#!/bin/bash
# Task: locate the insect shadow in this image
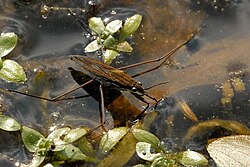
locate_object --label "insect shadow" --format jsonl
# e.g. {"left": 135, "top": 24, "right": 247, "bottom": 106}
{"left": 8, "top": 26, "right": 203, "bottom": 130}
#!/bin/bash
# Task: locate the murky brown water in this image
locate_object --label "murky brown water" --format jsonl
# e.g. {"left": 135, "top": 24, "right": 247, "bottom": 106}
{"left": 0, "top": 0, "right": 249, "bottom": 166}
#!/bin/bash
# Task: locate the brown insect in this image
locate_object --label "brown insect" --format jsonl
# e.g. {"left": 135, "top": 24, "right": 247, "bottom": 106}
{"left": 8, "top": 27, "right": 203, "bottom": 130}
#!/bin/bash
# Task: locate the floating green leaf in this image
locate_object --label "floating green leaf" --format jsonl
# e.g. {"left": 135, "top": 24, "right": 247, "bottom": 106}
{"left": 89, "top": 17, "right": 105, "bottom": 35}
{"left": 0, "top": 59, "right": 26, "bottom": 83}
{"left": 47, "top": 127, "right": 71, "bottom": 140}
{"left": 0, "top": 32, "right": 18, "bottom": 58}
{"left": 151, "top": 157, "right": 176, "bottom": 167}
{"left": 99, "top": 127, "right": 129, "bottom": 154}
{"left": 55, "top": 144, "right": 90, "bottom": 161}
{"left": 77, "top": 137, "right": 96, "bottom": 158}
{"left": 116, "top": 41, "right": 133, "bottom": 52}
{"left": 135, "top": 142, "right": 161, "bottom": 161}
{"left": 0, "top": 57, "right": 2, "bottom": 69}
{"left": 177, "top": 150, "right": 208, "bottom": 166}
{"left": 0, "top": 115, "right": 21, "bottom": 131}
{"left": 21, "top": 126, "right": 45, "bottom": 153}
{"left": 207, "top": 135, "right": 250, "bottom": 167}
{"left": 103, "top": 35, "right": 117, "bottom": 49}
{"left": 103, "top": 49, "right": 119, "bottom": 65}
{"left": 85, "top": 39, "right": 102, "bottom": 52}
{"left": 106, "top": 20, "right": 122, "bottom": 34}
{"left": 120, "top": 14, "right": 142, "bottom": 40}
{"left": 132, "top": 128, "right": 161, "bottom": 149}
{"left": 63, "top": 128, "right": 88, "bottom": 144}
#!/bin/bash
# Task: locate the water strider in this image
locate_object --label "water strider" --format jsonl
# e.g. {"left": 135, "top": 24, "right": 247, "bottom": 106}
{"left": 8, "top": 26, "right": 203, "bottom": 130}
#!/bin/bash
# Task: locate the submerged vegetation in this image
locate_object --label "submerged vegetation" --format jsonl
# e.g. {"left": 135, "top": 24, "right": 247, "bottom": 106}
{"left": 0, "top": 1, "right": 249, "bottom": 167}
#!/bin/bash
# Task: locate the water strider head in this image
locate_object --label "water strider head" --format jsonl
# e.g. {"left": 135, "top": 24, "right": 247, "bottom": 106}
{"left": 131, "top": 81, "right": 145, "bottom": 96}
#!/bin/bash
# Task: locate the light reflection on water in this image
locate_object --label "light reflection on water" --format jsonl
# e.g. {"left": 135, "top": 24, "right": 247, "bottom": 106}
{"left": 0, "top": 0, "right": 249, "bottom": 166}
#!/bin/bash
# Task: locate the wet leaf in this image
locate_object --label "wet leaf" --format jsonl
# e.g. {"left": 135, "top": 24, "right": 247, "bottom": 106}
{"left": 120, "top": 14, "right": 142, "bottom": 39}
{"left": 99, "top": 127, "right": 129, "bottom": 154}
{"left": 0, "top": 57, "right": 2, "bottom": 69}
{"left": 151, "top": 157, "right": 176, "bottom": 167}
{"left": 47, "top": 127, "right": 71, "bottom": 140}
{"left": 21, "top": 126, "right": 45, "bottom": 153}
{"left": 0, "top": 32, "right": 18, "bottom": 58}
{"left": 89, "top": 17, "right": 105, "bottom": 35}
{"left": 116, "top": 41, "right": 133, "bottom": 52}
{"left": 103, "top": 49, "right": 119, "bottom": 65}
{"left": 136, "top": 142, "right": 161, "bottom": 161}
{"left": 0, "top": 115, "right": 21, "bottom": 131}
{"left": 177, "top": 150, "right": 208, "bottom": 166}
{"left": 132, "top": 164, "right": 147, "bottom": 167}
{"left": 77, "top": 137, "right": 96, "bottom": 157}
{"left": 106, "top": 20, "right": 122, "bottom": 34}
{"left": 132, "top": 128, "right": 161, "bottom": 149}
{"left": 97, "top": 131, "right": 137, "bottom": 167}
{"left": 0, "top": 59, "right": 26, "bottom": 83}
{"left": 29, "top": 155, "right": 45, "bottom": 167}
{"left": 85, "top": 39, "right": 102, "bottom": 52}
{"left": 103, "top": 35, "right": 117, "bottom": 49}
{"left": 207, "top": 135, "right": 250, "bottom": 167}
{"left": 63, "top": 128, "right": 87, "bottom": 144}
{"left": 54, "top": 144, "right": 94, "bottom": 162}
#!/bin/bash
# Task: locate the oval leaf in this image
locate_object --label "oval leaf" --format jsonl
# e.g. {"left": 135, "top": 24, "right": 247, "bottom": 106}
{"left": 55, "top": 144, "right": 88, "bottom": 161}
{"left": 29, "top": 155, "right": 45, "bottom": 167}
{"left": 151, "top": 157, "right": 175, "bottom": 167}
{"left": 47, "top": 127, "right": 71, "bottom": 140}
{"left": 0, "top": 32, "right": 18, "bottom": 58}
{"left": 63, "top": 128, "right": 87, "bottom": 144}
{"left": 120, "top": 14, "right": 142, "bottom": 39}
{"left": 85, "top": 39, "right": 102, "bottom": 52}
{"left": 136, "top": 142, "right": 161, "bottom": 161}
{"left": 21, "top": 126, "right": 45, "bottom": 153}
{"left": 0, "top": 115, "right": 21, "bottom": 131}
{"left": 103, "top": 35, "right": 117, "bottom": 49}
{"left": 106, "top": 20, "right": 122, "bottom": 34}
{"left": 104, "top": 49, "right": 119, "bottom": 65}
{"left": 99, "top": 127, "right": 129, "bottom": 154}
{"left": 89, "top": 17, "right": 105, "bottom": 35}
{"left": 177, "top": 150, "right": 208, "bottom": 166}
{"left": 116, "top": 41, "right": 133, "bottom": 52}
{"left": 132, "top": 128, "right": 161, "bottom": 149}
{"left": 0, "top": 59, "right": 27, "bottom": 83}
{"left": 0, "top": 57, "right": 3, "bottom": 69}
{"left": 207, "top": 135, "right": 250, "bottom": 167}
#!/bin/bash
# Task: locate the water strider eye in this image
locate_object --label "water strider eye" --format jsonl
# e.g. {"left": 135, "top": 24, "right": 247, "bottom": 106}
{"left": 132, "top": 87, "right": 137, "bottom": 92}
{"left": 138, "top": 82, "right": 142, "bottom": 86}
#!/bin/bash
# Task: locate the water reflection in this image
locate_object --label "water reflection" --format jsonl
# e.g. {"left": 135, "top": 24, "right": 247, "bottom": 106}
{"left": 0, "top": 0, "right": 249, "bottom": 166}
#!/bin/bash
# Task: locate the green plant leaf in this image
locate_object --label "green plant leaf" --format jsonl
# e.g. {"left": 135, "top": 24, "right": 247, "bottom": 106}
{"left": 0, "top": 59, "right": 26, "bottom": 83}
{"left": 55, "top": 144, "right": 92, "bottom": 162}
{"left": 77, "top": 137, "right": 96, "bottom": 158}
{"left": 136, "top": 142, "right": 161, "bottom": 161}
{"left": 99, "top": 127, "right": 129, "bottom": 154}
{"left": 63, "top": 128, "right": 88, "bottom": 144}
{"left": 176, "top": 150, "right": 208, "bottom": 166}
{"left": 47, "top": 127, "right": 71, "bottom": 140}
{"left": 0, "top": 115, "right": 21, "bottom": 131}
{"left": 106, "top": 20, "right": 122, "bottom": 34}
{"left": 0, "top": 57, "right": 3, "bottom": 69}
{"left": 207, "top": 135, "right": 250, "bottom": 167}
{"left": 103, "top": 35, "right": 117, "bottom": 49}
{"left": 0, "top": 32, "right": 18, "bottom": 58}
{"left": 116, "top": 41, "right": 133, "bottom": 52}
{"left": 132, "top": 128, "right": 161, "bottom": 149}
{"left": 151, "top": 157, "right": 176, "bottom": 167}
{"left": 21, "top": 126, "right": 45, "bottom": 153}
{"left": 103, "top": 49, "right": 119, "bottom": 65}
{"left": 85, "top": 39, "right": 102, "bottom": 52}
{"left": 120, "top": 14, "right": 142, "bottom": 40}
{"left": 89, "top": 17, "right": 105, "bottom": 35}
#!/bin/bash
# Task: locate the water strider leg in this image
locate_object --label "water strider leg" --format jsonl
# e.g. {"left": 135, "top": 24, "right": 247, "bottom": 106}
{"left": 119, "top": 26, "right": 204, "bottom": 75}
{"left": 99, "top": 84, "right": 108, "bottom": 132}
{"left": 7, "top": 77, "right": 96, "bottom": 101}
